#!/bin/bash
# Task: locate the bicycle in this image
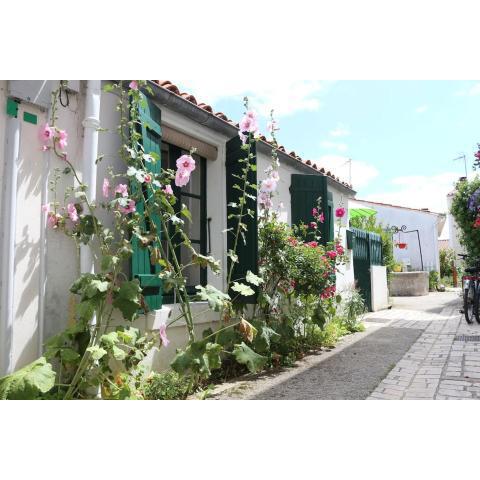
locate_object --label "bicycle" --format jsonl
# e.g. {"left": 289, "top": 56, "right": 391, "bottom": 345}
{"left": 459, "top": 253, "right": 480, "bottom": 324}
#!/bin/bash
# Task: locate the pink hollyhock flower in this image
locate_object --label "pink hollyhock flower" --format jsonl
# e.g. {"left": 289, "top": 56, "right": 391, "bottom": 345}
{"left": 58, "top": 130, "right": 68, "bottom": 141}
{"left": 41, "top": 145, "right": 50, "bottom": 152}
{"left": 40, "top": 123, "right": 55, "bottom": 143}
{"left": 115, "top": 184, "right": 128, "bottom": 198}
{"left": 260, "top": 177, "right": 277, "bottom": 193}
{"left": 309, "top": 222, "right": 317, "bottom": 229}
{"left": 312, "top": 207, "right": 318, "bottom": 216}
{"left": 67, "top": 203, "right": 79, "bottom": 223}
{"left": 41, "top": 203, "right": 50, "bottom": 213}
{"left": 159, "top": 320, "right": 170, "bottom": 347}
{"left": 163, "top": 185, "right": 174, "bottom": 196}
{"left": 176, "top": 154, "right": 196, "bottom": 174}
{"left": 57, "top": 138, "right": 68, "bottom": 150}
{"left": 102, "top": 178, "right": 110, "bottom": 198}
{"left": 336, "top": 244, "right": 345, "bottom": 255}
{"left": 335, "top": 207, "right": 346, "bottom": 218}
{"left": 307, "top": 241, "right": 318, "bottom": 248}
{"left": 326, "top": 250, "right": 337, "bottom": 259}
{"left": 318, "top": 212, "right": 325, "bottom": 224}
{"left": 238, "top": 130, "right": 248, "bottom": 145}
{"left": 270, "top": 170, "right": 280, "bottom": 182}
{"left": 144, "top": 174, "right": 152, "bottom": 184}
{"left": 129, "top": 80, "right": 138, "bottom": 90}
{"left": 119, "top": 199, "right": 136, "bottom": 214}
{"left": 239, "top": 110, "right": 259, "bottom": 134}
{"left": 258, "top": 191, "right": 273, "bottom": 209}
{"left": 47, "top": 212, "right": 59, "bottom": 229}
{"left": 175, "top": 169, "right": 191, "bottom": 187}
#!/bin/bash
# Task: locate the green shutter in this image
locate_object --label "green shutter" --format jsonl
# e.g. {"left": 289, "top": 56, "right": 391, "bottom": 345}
{"left": 327, "top": 191, "right": 334, "bottom": 243}
{"left": 131, "top": 93, "right": 163, "bottom": 310}
{"left": 225, "top": 135, "right": 258, "bottom": 303}
{"left": 290, "top": 174, "right": 329, "bottom": 245}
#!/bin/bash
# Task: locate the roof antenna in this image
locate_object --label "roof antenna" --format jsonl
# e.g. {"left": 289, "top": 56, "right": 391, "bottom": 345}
{"left": 453, "top": 153, "right": 467, "bottom": 178}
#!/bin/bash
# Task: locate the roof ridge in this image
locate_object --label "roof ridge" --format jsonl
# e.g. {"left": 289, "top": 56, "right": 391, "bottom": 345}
{"left": 354, "top": 198, "right": 445, "bottom": 215}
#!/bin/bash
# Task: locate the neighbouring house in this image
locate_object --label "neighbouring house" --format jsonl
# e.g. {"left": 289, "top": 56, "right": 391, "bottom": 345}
{"left": 349, "top": 198, "right": 446, "bottom": 272}
{"left": 0, "top": 80, "right": 356, "bottom": 375}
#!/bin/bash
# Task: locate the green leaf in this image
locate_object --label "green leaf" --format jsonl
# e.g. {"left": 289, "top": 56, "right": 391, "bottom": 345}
{"left": 251, "top": 323, "right": 280, "bottom": 354}
{"left": 231, "top": 282, "right": 255, "bottom": 297}
{"left": 60, "top": 348, "right": 80, "bottom": 363}
{"left": 113, "top": 280, "right": 142, "bottom": 321}
{"left": 101, "top": 255, "right": 119, "bottom": 272}
{"left": 246, "top": 270, "right": 263, "bottom": 286}
{"left": 0, "top": 357, "right": 55, "bottom": 399}
{"left": 112, "top": 345, "right": 127, "bottom": 361}
{"left": 191, "top": 252, "right": 221, "bottom": 274}
{"left": 232, "top": 343, "right": 267, "bottom": 373}
{"left": 195, "top": 285, "right": 230, "bottom": 312}
{"left": 100, "top": 332, "right": 119, "bottom": 347}
{"left": 87, "top": 346, "right": 108, "bottom": 360}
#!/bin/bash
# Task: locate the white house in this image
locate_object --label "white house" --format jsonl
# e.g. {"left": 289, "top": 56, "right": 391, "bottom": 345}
{"left": 0, "top": 80, "right": 356, "bottom": 375}
{"left": 350, "top": 198, "right": 446, "bottom": 272}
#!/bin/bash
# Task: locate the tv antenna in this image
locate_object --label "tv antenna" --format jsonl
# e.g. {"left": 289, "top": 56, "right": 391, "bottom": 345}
{"left": 453, "top": 153, "right": 467, "bottom": 178}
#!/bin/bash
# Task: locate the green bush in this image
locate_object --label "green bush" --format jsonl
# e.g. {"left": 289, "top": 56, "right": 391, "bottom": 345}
{"left": 429, "top": 270, "right": 439, "bottom": 291}
{"left": 439, "top": 248, "right": 456, "bottom": 277}
{"left": 450, "top": 177, "right": 480, "bottom": 258}
{"left": 339, "top": 287, "right": 367, "bottom": 332}
{"left": 143, "top": 371, "right": 193, "bottom": 400}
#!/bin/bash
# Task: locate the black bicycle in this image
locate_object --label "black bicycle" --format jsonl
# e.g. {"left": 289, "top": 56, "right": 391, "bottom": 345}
{"left": 459, "top": 254, "right": 480, "bottom": 324}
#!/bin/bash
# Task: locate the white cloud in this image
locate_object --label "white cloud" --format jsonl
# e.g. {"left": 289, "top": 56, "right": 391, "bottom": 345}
{"left": 314, "top": 155, "right": 379, "bottom": 189}
{"left": 415, "top": 104, "right": 428, "bottom": 113}
{"left": 362, "top": 172, "right": 460, "bottom": 213}
{"left": 176, "top": 80, "right": 334, "bottom": 117}
{"left": 329, "top": 124, "right": 350, "bottom": 137}
{"left": 320, "top": 140, "right": 349, "bottom": 152}
{"left": 455, "top": 82, "right": 480, "bottom": 96}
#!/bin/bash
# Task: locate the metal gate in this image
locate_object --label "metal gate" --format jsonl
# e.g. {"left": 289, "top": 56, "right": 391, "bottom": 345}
{"left": 350, "top": 227, "right": 382, "bottom": 311}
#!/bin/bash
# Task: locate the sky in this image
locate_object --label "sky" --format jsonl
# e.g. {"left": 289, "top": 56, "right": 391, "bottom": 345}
{"left": 176, "top": 80, "right": 480, "bottom": 213}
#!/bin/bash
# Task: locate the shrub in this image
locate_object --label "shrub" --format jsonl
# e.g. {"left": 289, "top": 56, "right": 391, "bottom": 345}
{"left": 450, "top": 177, "right": 480, "bottom": 258}
{"left": 429, "top": 270, "right": 439, "bottom": 291}
{"left": 439, "top": 248, "right": 456, "bottom": 277}
{"left": 339, "top": 287, "right": 367, "bottom": 333}
{"left": 143, "top": 371, "right": 193, "bottom": 400}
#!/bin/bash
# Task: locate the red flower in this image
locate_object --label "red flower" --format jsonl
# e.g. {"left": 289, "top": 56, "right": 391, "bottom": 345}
{"left": 326, "top": 250, "right": 337, "bottom": 259}
{"left": 309, "top": 222, "right": 317, "bottom": 229}
{"left": 307, "top": 241, "right": 318, "bottom": 248}
{"left": 335, "top": 207, "right": 346, "bottom": 218}
{"left": 336, "top": 244, "right": 345, "bottom": 255}
{"left": 474, "top": 217, "right": 480, "bottom": 229}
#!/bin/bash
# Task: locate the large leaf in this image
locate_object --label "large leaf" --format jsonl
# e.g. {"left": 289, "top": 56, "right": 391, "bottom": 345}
{"left": 0, "top": 357, "right": 55, "bottom": 400}
{"left": 113, "top": 280, "right": 142, "bottom": 321}
{"left": 231, "top": 282, "right": 255, "bottom": 297}
{"left": 232, "top": 343, "right": 267, "bottom": 373}
{"left": 251, "top": 323, "right": 281, "bottom": 354}
{"left": 195, "top": 285, "right": 230, "bottom": 312}
{"left": 171, "top": 341, "right": 223, "bottom": 378}
{"left": 87, "top": 346, "right": 108, "bottom": 361}
{"left": 246, "top": 270, "right": 263, "bottom": 286}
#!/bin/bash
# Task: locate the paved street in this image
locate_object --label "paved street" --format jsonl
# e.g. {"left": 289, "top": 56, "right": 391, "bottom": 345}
{"left": 369, "top": 291, "right": 480, "bottom": 400}
{"left": 210, "top": 290, "right": 480, "bottom": 400}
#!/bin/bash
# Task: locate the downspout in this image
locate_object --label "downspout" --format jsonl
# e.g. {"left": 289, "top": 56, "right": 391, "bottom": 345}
{"left": 80, "top": 81, "right": 101, "bottom": 275}
{"left": 0, "top": 105, "right": 21, "bottom": 375}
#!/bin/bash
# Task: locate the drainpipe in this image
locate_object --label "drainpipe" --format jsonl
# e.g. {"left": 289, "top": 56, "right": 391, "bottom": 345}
{"left": 0, "top": 106, "right": 21, "bottom": 376}
{"left": 80, "top": 81, "right": 101, "bottom": 275}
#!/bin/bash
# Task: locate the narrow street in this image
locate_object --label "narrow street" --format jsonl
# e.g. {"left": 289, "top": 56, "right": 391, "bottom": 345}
{"left": 210, "top": 291, "right": 480, "bottom": 400}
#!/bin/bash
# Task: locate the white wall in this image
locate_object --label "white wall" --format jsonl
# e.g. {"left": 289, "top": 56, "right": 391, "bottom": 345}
{"left": 352, "top": 200, "right": 442, "bottom": 272}
{"left": 370, "top": 265, "right": 389, "bottom": 311}
{"left": 446, "top": 193, "right": 464, "bottom": 256}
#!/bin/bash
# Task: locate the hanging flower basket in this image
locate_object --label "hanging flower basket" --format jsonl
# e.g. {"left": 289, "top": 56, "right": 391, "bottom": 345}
{"left": 395, "top": 242, "right": 408, "bottom": 249}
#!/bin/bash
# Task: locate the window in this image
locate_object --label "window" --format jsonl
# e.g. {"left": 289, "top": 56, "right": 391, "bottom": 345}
{"left": 161, "top": 142, "right": 207, "bottom": 301}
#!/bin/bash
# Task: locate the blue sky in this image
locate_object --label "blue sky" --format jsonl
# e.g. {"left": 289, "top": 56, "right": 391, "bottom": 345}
{"left": 177, "top": 80, "right": 480, "bottom": 213}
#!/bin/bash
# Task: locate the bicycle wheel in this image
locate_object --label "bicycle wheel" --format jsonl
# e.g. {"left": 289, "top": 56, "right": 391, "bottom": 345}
{"left": 465, "top": 281, "right": 475, "bottom": 324}
{"left": 475, "top": 282, "right": 480, "bottom": 324}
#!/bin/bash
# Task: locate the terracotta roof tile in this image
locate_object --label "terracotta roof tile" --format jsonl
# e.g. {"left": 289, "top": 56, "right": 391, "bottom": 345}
{"left": 198, "top": 103, "right": 213, "bottom": 113}
{"left": 180, "top": 92, "right": 197, "bottom": 104}
{"left": 215, "top": 112, "right": 229, "bottom": 121}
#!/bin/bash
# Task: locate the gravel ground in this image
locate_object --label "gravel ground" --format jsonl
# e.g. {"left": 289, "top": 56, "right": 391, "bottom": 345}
{"left": 207, "top": 292, "right": 459, "bottom": 400}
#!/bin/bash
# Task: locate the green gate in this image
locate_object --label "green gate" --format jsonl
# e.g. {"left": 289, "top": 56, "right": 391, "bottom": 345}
{"left": 350, "top": 227, "right": 382, "bottom": 311}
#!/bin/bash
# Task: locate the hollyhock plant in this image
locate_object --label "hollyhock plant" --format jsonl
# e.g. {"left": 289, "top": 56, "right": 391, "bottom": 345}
{"left": 318, "top": 212, "right": 325, "bottom": 224}
{"left": 129, "top": 80, "right": 138, "bottom": 90}
{"left": 118, "top": 199, "right": 136, "bottom": 214}
{"left": 47, "top": 212, "right": 60, "bottom": 229}
{"left": 159, "top": 321, "right": 170, "bottom": 347}
{"left": 335, "top": 207, "right": 346, "bottom": 218}
{"left": 260, "top": 177, "right": 277, "bottom": 193}
{"left": 175, "top": 169, "right": 191, "bottom": 187}
{"left": 309, "top": 222, "right": 317, "bottom": 229}
{"left": 115, "top": 184, "right": 128, "bottom": 198}
{"left": 269, "top": 170, "right": 280, "bottom": 182}
{"left": 102, "top": 178, "right": 110, "bottom": 198}
{"left": 163, "top": 184, "right": 174, "bottom": 196}
{"left": 312, "top": 207, "right": 318, "bottom": 216}
{"left": 239, "top": 110, "right": 259, "bottom": 135}
{"left": 67, "top": 203, "right": 79, "bottom": 223}
{"left": 40, "top": 123, "right": 55, "bottom": 143}
{"left": 258, "top": 191, "right": 273, "bottom": 209}
{"left": 176, "top": 154, "right": 196, "bottom": 174}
